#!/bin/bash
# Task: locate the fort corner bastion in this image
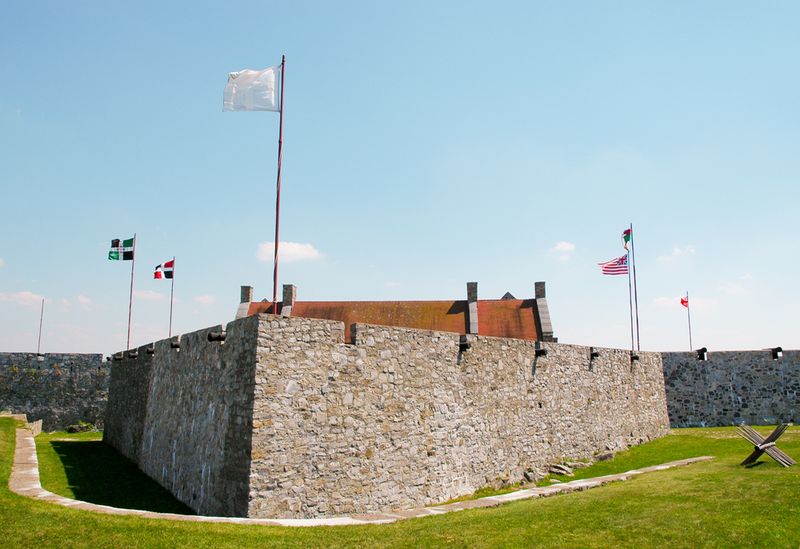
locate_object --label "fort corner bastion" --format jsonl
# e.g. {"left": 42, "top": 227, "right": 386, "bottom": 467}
{"left": 104, "top": 311, "right": 670, "bottom": 519}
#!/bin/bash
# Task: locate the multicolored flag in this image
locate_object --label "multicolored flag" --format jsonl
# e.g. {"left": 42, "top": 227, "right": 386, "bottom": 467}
{"left": 154, "top": 259, "right": 174, "bottom": 280}
{"left": 680, "top": 295, "right": 689, "bottom": 308}
{"left": 223, "top": 65, "right": 282, "bottom": 112}
{"left": 598, "top": 255, "right": 629, "bottom": 275}
{"left": 622, "top": 228, "right": 632, "bottom": 251}
{"left": 108, "top": 238, "right": 134, "bottom": 260}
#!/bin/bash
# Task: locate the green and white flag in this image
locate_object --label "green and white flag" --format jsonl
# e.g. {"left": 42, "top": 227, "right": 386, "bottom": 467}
{"left": 109, "top": 237, "right": 134, "bottom": 260}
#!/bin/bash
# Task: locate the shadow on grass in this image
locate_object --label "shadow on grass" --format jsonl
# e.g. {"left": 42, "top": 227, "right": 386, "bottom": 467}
{"left": 49, "top": 440, "right": 194, "bottom": 515}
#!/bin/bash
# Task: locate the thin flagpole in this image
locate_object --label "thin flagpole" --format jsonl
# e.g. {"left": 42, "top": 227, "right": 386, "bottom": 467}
{"left": 168, "top": 256, "right": 175, "bottom": 338}
{"left": 272, "top": 54, "right": 286, "bottom": 313}
{"left": 37, "top": 298, "right": 44, "bottom": 354}
{"left": 630, "top": 223, "right": 641, "bottom": 351}
{"left": 627, "top": 253, "right": 634, "bottom": 351}
{"left": 686, "top": 291, "right": 693, "bottom": 351}
{"left": 127, "top": 233, "right": 136, "bottom": 350}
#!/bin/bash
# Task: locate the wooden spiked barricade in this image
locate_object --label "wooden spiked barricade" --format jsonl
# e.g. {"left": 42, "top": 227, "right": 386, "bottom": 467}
{"left": 738, "top": 424, "right": 795, "bottom": 467}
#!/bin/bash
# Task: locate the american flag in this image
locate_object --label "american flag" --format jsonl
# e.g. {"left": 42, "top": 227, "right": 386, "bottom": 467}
{"left": 598, "top": 254, "right": 629, "bottom": 275}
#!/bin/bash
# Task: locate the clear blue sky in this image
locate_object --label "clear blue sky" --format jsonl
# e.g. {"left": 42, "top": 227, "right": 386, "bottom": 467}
{"left": 1, "top": 1, "right": 798, "bottom": 355}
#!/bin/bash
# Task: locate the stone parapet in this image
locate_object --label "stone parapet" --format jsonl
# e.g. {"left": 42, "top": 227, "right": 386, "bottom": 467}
{"left": 104, "top": 315, "right": 671, "bottom": 519}
{"left": 0, "top": 353, "right": 107, "bottom": 431}
{"left": 662, "top": 349, "right": 800, "bottom": 427}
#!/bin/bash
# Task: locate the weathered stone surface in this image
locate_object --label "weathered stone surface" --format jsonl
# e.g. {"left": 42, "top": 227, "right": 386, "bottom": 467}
{"left": 0, "top": 353, "right": 107, "bottom": 431}
{"left": 104, "top": 314, "right": 671, "bottom": 519}
{"left": 566, "top": 461, "right": 592, "bottom": 469}
{"left": 104, "top": 317, "right": 261, "bottom": 517}
{"left": 662, "top": 350, "right": 800, "bottom": 427}
{"left": 549, "top": 464, "right": 574, "bottom": 476}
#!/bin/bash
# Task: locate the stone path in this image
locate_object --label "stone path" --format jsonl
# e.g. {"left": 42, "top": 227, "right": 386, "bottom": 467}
{"left": 9, "top": 426, "right": 713, "bottom": 527}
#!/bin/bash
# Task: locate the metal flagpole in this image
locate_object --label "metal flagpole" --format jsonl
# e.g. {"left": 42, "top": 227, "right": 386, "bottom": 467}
{"left": 630, "top": 223, "right": 641, "bottom": 350}
{"left": 272, "top": 55, "right": 286, "bottom": 313}
{"left": 686, "top": 291, "right": 693, "bottom": 351}
{"left": 627, "top": 253, "right": 635, "bottom": 351}
{"left": 127, "top": 233, "right": 136, "bottom": 350}
{"left": 168, "top": 256, "right": 175, "bottom": 338}
{"left": 37, "top": 298, "right": 44, "bottom": 354}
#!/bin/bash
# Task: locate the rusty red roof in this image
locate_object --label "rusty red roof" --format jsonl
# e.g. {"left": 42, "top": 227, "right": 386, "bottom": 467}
{"left": 246, "top": 299, "right": 539, "bottom": 343}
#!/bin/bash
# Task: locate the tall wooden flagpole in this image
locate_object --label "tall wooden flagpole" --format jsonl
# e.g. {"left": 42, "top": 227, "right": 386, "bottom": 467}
{"left": 272, "top": 54, "right": 286, "bottom": 313}
{"left": 127, "top": 233, "right": 136, "bottom": 350}
{"left": 37, "top": 298, "right": 44, "bottom": 354}
{"left": 168, "top": 256, "right": 175, "bottom": 338}
{"left": 686, "top": 291, "right": 693, "bottom": 351}
{"left": 630, "top": 223, "right": 641, "bottom": 351}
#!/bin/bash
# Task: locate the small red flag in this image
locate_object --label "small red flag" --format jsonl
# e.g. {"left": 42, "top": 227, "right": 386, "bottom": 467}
{"left": 154, "top": 259, "right": 175, "bottom": 280}
{"left": 680, "top": 296, "right": 689, "bottom": 308}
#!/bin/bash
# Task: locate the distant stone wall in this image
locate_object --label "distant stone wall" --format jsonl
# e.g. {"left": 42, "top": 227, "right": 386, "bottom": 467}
{"left": 0, "top": 353, "right": 107, "bottom": 431}
{"left": 247, "top": 317, "right": 670, "bottom": 518}
{"left": 104, "top": 314, "right": 670, "bottom": 518}
{"left": 104, "top": 317, "right": 260, "bottom": 517}
{"left": 662, "top": 350, "right": 800, "bottom": 427}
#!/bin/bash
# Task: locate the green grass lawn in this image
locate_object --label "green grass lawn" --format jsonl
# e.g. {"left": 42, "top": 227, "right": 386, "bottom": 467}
{"left": 2, "top": 417, "right": 800, "bottom": 548}
{"left": 35, "top": 430, "right": 193, "bottom": 514}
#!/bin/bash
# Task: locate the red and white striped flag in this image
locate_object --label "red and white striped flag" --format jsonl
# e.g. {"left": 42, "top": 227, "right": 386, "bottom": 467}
{"left": 680, "top": 295, "right": 689, "bottom": 308}
{"left": 154, "top": 259, "right": 175, "bottom": 280}
{"left": 598, "top": 255, "right": 629, "bottom": 275}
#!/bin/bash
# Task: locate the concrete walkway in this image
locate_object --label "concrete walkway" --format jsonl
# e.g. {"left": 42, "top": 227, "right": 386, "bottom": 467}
{"left": 9, "top": 425, "right": 713, "bottom": 527}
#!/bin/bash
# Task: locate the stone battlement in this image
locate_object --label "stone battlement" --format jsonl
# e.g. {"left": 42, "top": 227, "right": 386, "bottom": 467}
{"left": 104, "top": 314, "right": 669, "bottom": 519}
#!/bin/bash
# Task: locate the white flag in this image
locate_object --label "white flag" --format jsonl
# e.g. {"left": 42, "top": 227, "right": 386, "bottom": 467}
{"left": 223, "top": 66, "right": 281, "bottom": 112}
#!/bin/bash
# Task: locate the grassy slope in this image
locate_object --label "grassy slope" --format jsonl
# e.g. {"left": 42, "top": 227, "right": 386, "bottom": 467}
{"left": 1, "top": 418, "right": 799, "bottom": 548}
{"left": 35, "top": 431, "right": 193, "bottom": 514}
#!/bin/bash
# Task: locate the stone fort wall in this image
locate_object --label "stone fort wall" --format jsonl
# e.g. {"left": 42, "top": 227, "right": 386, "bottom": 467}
{"left": 105, "top": 314, "right": 670, "bottom": 519}
{"left": 104, "top": 316, "right": 259, "bottom": 517}
{"left": 662, "top": 350, "right": 800, "bottom": 427}
{"left": 0, "top": 352, "right": 108, "bottom": 431}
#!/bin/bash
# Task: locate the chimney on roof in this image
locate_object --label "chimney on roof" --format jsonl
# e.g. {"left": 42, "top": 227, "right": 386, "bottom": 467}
{"left": 466, "top": 282, "right": 479, "bottom": 335}
{"left": 533, "top": 281, "right": 556, "bottom": 342}
{"left": 235, "top": 286, "right": 254, "bottom": 320}
{"left": 281, "top": 284, "right": 296, "bottom": 317}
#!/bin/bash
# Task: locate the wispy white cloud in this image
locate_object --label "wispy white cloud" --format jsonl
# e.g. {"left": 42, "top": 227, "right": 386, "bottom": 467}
{"left": 549, "top": 241, "right": 576, "bottom": 261}
{"left": 657, "top": 245, "right": 696, "bottom": 263}
{"left": 257, "top": 241, "right": 323, "bottom": 263}
{"left": 0, "top": 257, "right": 5, "bottom": 268}
{"left": 76, "top": 295, "right": 93, "bottom": 309}
{"left": 134, "top": 290, "right": 166, "bottom": 301}
{"left": 739, "top": 273, "right": 753, "bottom": 281}
{"left": 718, "top": 282, "right": 749, "bottom": 296}
{"left": 193, "top": 295, "right": 216, "bottom": 305}
{"left": 0, "top": 291, "right": 44, "bottom": 307}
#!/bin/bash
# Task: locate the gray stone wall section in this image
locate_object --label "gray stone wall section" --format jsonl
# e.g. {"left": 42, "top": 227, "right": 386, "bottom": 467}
{"left": 103, "top": 348, "right": 154, "bottom": 462}
{"left": 0, "top": 353, "right": 107, "bottom": 431}
{"left": 136, "top": 317, "right": 260, "bottom": 517}
{"left": 662, "top": 350, "right": 800, "bottom": 427}
{"left": 246, "top": 316, "right": 669, "bottom": 519}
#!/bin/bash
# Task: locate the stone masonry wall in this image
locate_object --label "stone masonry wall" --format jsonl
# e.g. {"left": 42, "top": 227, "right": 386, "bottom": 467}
{"left": 662, "top": 350, "right": 800, "bottom": 427}
{"left": 0, "top": 353, "right": 107, "bottom": 431}
{"left": 247, "top": 316, "right": 670, "bottom": 518}
{"left": 104, "top": 316, "right": 260, "bottom": 517}
{"left": 103, "top": 348, "right": 154, "bottom": 462}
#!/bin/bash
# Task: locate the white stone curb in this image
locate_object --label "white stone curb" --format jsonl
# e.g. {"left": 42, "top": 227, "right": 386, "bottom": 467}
{"left": 8, "top": 426, "right": 713, "bottom": 527}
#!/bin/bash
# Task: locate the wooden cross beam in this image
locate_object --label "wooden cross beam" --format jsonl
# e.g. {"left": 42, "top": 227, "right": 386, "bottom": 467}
{"left": 738, "top": 423, "right": 795, "bottom": 467}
